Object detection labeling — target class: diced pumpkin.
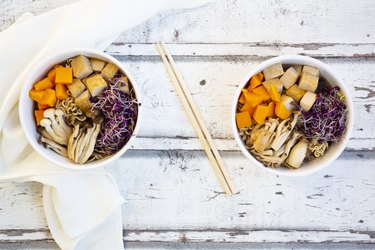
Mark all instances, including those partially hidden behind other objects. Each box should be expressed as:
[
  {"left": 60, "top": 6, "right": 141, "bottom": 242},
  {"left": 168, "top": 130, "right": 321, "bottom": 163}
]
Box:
[
  {"left": 236, "top": 111, "right": 252, "bottom": 129},
  {"left": 29, "top": 89, "right": 45, "bottom": 104},
  {"left": 242, "top": 89, "right": 263, "bottom": 107},
  {"left": 238, "top": 93, "right": 246, "bottom": 104},
  {"left": 55, "top": 83, "right": 69, "bottom": 101},
  {"left": 257, "top": 72, "right": 264, "bottom": 81},
  {"left": 252, "top": 85, "right": 270, "bottom": 101},
  {"left": 34, "top": 110, "right": 45, "bottom": 126},
  {"left": 47, "top": 65, "right": 63, "bottom": 83},
  {"left": 240, "top": 101, "right": 256, "bottom": 116},
  {"left": 266, "top": 101, "right": 275, "bottom": 117},
  {"left": 38, "top": 103, "right": 50, "bottom": 110},
  {"left": 247, "top": 75, "right": 262, "bottom": 91},
  {"left": 55, "top": 67, "right": 73, "bottom": 84},
  {"left": 275, "top": 102, "right": 292, "bottom": 120},
  {"left": 42, "top": 88, "right": 57, "bottom": 107},
  {"left": 34, "top": 78, "right": 53, "bottom": 91},
  {"left": 252, "top": 105, "right": 268, "bottom": 125},
  {"left": 269, "top": 84, "right": 280, "bottom": 102}
]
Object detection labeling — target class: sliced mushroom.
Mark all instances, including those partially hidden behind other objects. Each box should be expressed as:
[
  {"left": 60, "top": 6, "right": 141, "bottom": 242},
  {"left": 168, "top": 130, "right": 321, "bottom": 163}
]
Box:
[
  {"left": 40, "top": 119, "right": 67, "bottom": 145},
  {"left": 282, "top": 131, "right": 302, "bottom": 159},
  {"left": 78, "top": 124, "right": 101, "bottom": 164},
  {"left": 38, "top": 135, "right": 67, "bottom": 157},
  {"left": 271, "top": 112, "right": 299, "bottom": 151},
  {"left": 285, "top": 139, "right": 308, "bottom": 169}
]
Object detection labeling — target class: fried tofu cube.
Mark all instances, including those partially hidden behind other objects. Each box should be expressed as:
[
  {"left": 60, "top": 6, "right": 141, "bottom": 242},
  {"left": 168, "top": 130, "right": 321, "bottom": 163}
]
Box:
[
  {"left": 86, "top": 74, "right": 107, "bottom": 97},
  {"left": 55, "top": 67, "right": 73, "bottom": 84},
  {"left": 300, "top": 92, "right": 317, "bottom": 112},
  {"left": 286, "top": 84, "right": 306, "bottom": 103},
  {"left": 90, "top": 58, "right": 106, "bottom": 72},
  {"left": 67, "top": 78, "right": 86, "bottom": 98},
  {"left": 263, "top": 63, "right": 284, "bottom": 80},
  {"left": 302, "top": 65, "right": 319, "bottom": 77},
  {"left": 299, "top": 72, "right": 318, "bottom": 92},
  {"left": 74, "top": 90, "right": 92, "bottom": 113},
  {"left": 280, "top": 67, "right": 299, "bottom": 89},
  {"left": 101, "top": 63, "right": 118, "bottom": 80},
  {"left": 262, "top": 78, "right": 283, "bottom": 93},
  {"left": 293, "top": 65, "right": 303, "bottom": 75},
  {"left": 71, "top": 55, "right": 93, "bottom": 79}
]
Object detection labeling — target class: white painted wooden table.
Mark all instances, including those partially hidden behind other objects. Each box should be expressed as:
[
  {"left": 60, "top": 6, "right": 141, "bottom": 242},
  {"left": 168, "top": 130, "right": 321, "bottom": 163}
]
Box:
[{"left": 1, "top": 0, "right": 374, "bottom": 249}]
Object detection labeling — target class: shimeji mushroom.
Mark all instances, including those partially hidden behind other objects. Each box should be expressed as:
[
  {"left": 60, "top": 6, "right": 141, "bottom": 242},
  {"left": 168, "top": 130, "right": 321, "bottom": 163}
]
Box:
[
  {"left": 38, "top": 135, "right": 67, "bottom": 157},
  {"left": 40, "top": 119, "right": 68, "bottom": 145},
  {"left": 55, "top": 109, "right": 72, "bottom": 135},
  {"left": 43, "top": 108, "right": 67, "bottom": 139}
]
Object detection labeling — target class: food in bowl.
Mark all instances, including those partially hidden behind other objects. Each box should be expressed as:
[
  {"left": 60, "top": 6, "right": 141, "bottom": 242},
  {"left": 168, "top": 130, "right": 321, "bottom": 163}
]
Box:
[
  {"left": 235, "top": 63, "right": 347, "bottom": 169},
  {"left": 28, "top": 55, "right": 138, "bottom": 164}
]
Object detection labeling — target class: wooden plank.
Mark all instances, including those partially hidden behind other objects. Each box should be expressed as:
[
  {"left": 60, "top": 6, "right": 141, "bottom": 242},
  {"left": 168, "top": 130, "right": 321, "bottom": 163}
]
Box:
[
  {"left": 0, "top": 151, "right": 374, "bottom": 233},
  {"left": 107, "top": 43, "right": 375, "bottom": 58}
]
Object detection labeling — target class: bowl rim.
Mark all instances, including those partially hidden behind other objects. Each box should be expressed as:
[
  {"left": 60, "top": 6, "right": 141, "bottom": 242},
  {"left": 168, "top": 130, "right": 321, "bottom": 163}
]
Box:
[
  {"left": 231, "top": 55, "right": 354, "bottom": 177},
  {"left": 19, "top": 48, "right": 142, "bottom": 170}
]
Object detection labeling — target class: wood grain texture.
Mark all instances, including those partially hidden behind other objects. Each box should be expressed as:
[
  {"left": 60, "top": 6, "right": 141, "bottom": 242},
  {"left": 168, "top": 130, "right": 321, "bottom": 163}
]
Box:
[{"left": 0, "top": 0, "right": 374, "bottom": 248}]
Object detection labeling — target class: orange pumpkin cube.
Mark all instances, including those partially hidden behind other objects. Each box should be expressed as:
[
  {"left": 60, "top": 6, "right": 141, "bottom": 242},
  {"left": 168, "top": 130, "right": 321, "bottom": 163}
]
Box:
[
  {"left": 240, "top": 101, "right": 256, "bottom": 116},
  {"left": 29, "top": 89, "right": 45, "bottom": 104},
  {"left": 47, "top": 65, "right": 63, "bottom": 83},
  {"left": 55, "top": 83, "right": 69, "bottom": 101},
  {"left": 55, "top": 67, "right": 73, "bottom": 84},
  {"left": 34, "top": 78, "right": 53, "bottom": 91},
  {"left": 257, "top": 72, "right": 264, "bottom": 81},
  {"left": 238, "top": 93, "right": 246, "bottom": 104},
  {"left": 236, "top": 111, "right": 252, "bottom": 128},
  {"left": 253, "top": 85, "right": 271, "bottom": 101},
  {"left": 34, "top": 110, "right": 45, "bottom": 126},
  {"left": 269, "top": 83, "right": 281, "bottom": 102},
  {"left": 42, "top": 89, "right": 57, "bottom": 107},
  {"left": 247, "top": 75, "right": 262, "bottom": 91},
  {"left": 252, "top": 105, "right": 269, "bottom": 125},
  {"left": 275, "top": 102, "right": 292, "bottom": 119},
  {"left": 242, "top": 89, "right": 263, "bottom": 107},
  {"left": 266, "top": 101, "right": 275, "bottom": 117},
  {"left": 38, "top": 103, "right": 50, "bottom": 110}
]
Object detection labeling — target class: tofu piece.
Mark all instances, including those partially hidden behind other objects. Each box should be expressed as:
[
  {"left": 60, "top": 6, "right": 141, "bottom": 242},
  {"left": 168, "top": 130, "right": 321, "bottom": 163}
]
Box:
[
  {"left": 300, "top": 92, "right": 317, "bottom": 112},
  {"left": 263, "top": 63, "right": 284, "bottom": 80},
  {"left": 298, "top": 72, "right": 318, "bottom": 92},
  {"left": 101, "top": 63, "right": 119, "bottom": 80},
  {"left": 280, "top": 67, "right": 299, "bottom": 89},
  {"left": 86, "top": 74, "right": 108, "bottom": 97},
  {"left": 302, "top": 65, "right": 319, "bottom": 77},
  {"left": 262, "top": 79, "right": 283, "bottom": 93},
  {"left": 71, "top": 55, "right": 93, "bottom": 79},
  {"left": 280, "top": 95, "right": 295, "bottom": 112},
  {"left": 286, "top": 84, "right": 306, "bottom": 103},
  {"left": 293, "top": 65, "right": 303, "bottom": 75},
  {"left": 90, "top": 58, "right": 106, "bottom": 72},
  {"left": 67, "top": 78, "right": 86, "bottom": 98},
  {"left": 74, "top": 90, "right": 92, "bottom": 113}
]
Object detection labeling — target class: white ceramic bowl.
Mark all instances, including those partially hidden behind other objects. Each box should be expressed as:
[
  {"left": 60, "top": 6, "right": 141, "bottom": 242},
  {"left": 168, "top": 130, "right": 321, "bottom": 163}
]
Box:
[
  {"left": 19, "top": 49, "right": 142, "bottom": 170},
  {"left": 231, "top": 55, "right": 354, "bottom": 176}
]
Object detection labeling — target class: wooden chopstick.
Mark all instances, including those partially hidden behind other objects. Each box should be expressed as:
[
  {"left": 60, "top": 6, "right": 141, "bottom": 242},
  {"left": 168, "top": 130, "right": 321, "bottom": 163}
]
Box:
[{"left": 156, "top": 43, "right": 234, "bottom": 195}]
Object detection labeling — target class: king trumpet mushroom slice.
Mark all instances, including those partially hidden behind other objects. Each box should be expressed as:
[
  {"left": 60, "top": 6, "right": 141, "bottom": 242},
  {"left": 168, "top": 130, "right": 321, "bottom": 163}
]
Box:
[
  {"left": 280, "top": 67, "right": 299, "bottom": 89},
  {"left": 263, "top": 63, "right": 284, "bottom": 80},
  {"left": 300, "top": 91, "right": 317, "bottom": 111},
  {"left": 286, "top": 139, "right": 308, "bottom": 168},
  {"left": 298, "top": 72, "right": 318, "bottom": 92}
]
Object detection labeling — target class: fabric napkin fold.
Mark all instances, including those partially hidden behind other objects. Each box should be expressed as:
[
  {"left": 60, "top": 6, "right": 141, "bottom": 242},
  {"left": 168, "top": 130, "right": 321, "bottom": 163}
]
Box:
[{"left": 0, "top": 0, "right": 213, "bottom": 249}]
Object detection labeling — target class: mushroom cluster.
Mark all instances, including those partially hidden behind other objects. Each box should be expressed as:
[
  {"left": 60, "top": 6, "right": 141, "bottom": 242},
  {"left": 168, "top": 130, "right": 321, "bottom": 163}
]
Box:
[
  {"left": 38, "top": 108, "right": 101, "bottom": 164},
  {"left": 240, "top": 112, "right": 309, "bottom": 168}
]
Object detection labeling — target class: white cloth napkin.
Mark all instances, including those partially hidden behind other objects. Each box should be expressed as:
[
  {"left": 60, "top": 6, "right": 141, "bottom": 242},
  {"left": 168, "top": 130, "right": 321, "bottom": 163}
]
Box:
[{"left": 0, "top": 0, "right": 213, "bottom": 249}]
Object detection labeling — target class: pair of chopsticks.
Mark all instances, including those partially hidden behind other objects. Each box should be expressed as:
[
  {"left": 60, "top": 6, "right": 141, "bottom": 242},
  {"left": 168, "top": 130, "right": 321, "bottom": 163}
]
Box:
[{"left": 156, "top": 43, "right": 234, "bottom": 195}]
